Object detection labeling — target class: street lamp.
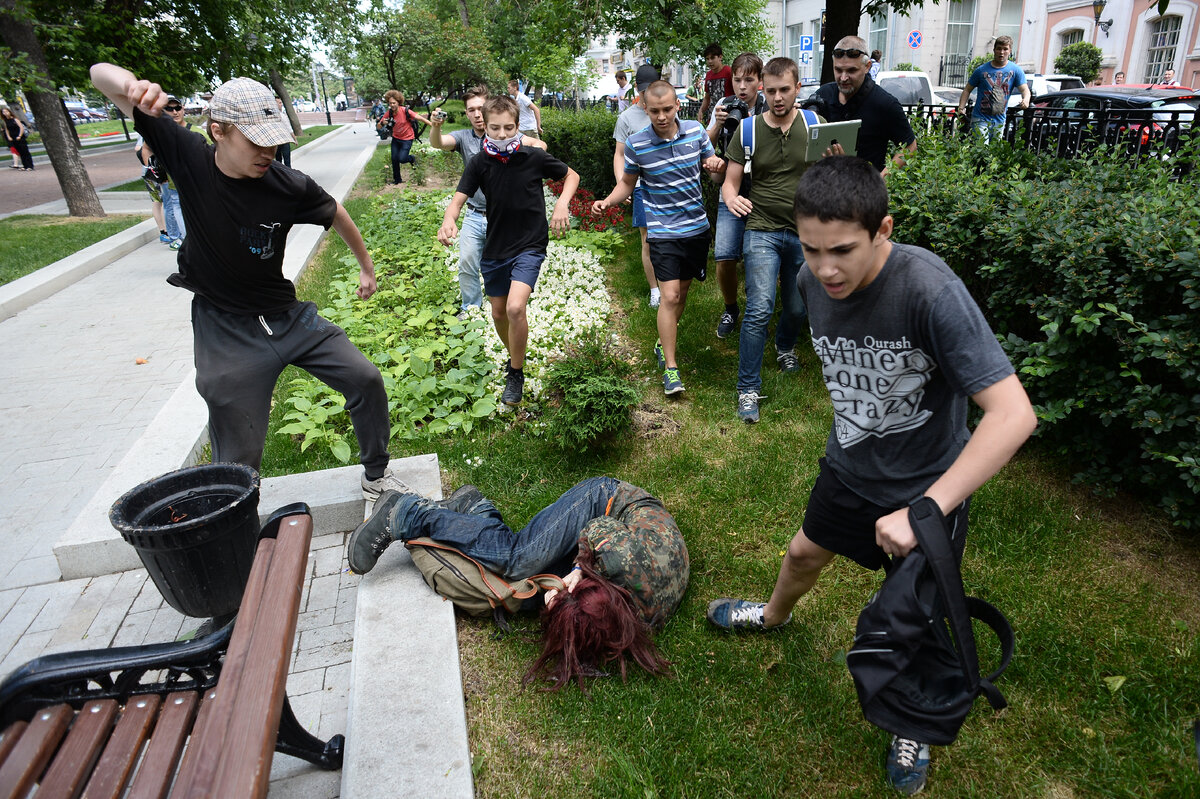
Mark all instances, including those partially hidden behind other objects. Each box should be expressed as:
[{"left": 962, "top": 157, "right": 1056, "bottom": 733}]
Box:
[
  {"left": 317, "top": 69, "right": 332, "bottom": 125},
  {"left": 1092, "top": 0, "right": 1114, "bottom": 37}
]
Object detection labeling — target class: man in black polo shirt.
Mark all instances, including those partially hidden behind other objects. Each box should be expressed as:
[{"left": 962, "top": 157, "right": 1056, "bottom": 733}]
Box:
[{"left": 812, "top": 36, "right": 917, "bottom": 173}]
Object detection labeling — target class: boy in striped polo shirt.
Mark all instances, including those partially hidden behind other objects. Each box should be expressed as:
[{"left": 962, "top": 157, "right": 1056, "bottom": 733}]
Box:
[{"left": 594, "top": 80, "right": 723, "bottom": 395}]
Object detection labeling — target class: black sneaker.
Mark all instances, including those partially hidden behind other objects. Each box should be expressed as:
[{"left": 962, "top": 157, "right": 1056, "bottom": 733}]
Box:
[
  {"left": 438, "top": 485, "right": 485, "bottom": 514},
  {"left": 777, "top": 348, "right": 800, "bottom": 373},
  {"left": 716, "top": 308, "right": 739, "bottom": 339},
  {"left": 502, "top": 365, "right": 524, "bottom": 407},
  {"left": 348, "top": 490, "right": 405, "bottom": 574}
]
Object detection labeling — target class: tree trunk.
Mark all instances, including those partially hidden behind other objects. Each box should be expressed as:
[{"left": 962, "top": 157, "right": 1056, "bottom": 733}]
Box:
[
  {"left": 0, "top": 0, "right": 106, "bottom": 216},
  {"left": 456, "top": 0, "right": 469, "bottom": 28},
  {"left": 270, "top": 68, "right": 302, "bottom": 136},
  {"left": 821, "top": 3, "right": 864, "bottom": 84}
]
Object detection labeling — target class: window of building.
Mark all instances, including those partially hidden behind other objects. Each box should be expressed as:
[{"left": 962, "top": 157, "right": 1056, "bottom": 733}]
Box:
[
  {"left": 1145, "top": 15, "right": 1182, "bottom": 82},
  {"left": 869, "top": 11, "right": 888, "bottom": 63},
  {"left": 1060, "top": 29, "right": 1084, "bottom": 48},
  {"left": 788, "top": 23, "right": 804, "bottom": 65},
  {"left": 998, "top": 0, "right": 1023, "bottom": 55},
  {"left": 945, "top": 0, "right": 976, "bottom": 58}
]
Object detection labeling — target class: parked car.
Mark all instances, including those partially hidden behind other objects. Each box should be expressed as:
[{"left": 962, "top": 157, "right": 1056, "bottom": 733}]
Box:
[
  {"left": 1016, "top": 73, "right": 1086, "bottom": 106},
  {"left": 1028, "top": 87, "right": 1199, "bottom": 156},
  {"left": 875, "top": 70, "right": 933, "bottom": 105}
]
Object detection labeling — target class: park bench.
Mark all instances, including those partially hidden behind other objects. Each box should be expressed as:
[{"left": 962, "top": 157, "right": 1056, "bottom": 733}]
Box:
[{"left": 0, "top": 503, "right": 343, "bottom": 798}]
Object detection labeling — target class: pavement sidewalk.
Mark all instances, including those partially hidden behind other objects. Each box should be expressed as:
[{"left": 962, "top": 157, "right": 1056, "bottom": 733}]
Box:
[{"left": 0, "top": 124, "right": 387, "bottom": 797}]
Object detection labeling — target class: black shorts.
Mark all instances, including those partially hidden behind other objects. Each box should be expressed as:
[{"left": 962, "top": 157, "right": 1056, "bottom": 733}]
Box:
[
  {"left": 648, "top": 232, "right": 709, "bottom": 283},
  {"left": 802, "top": 458, "right": 970, "bottom": 571}
]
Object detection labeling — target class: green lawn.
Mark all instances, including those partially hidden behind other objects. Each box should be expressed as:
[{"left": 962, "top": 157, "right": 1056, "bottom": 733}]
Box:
[
  {"left": 0, "top": 214, "right": 143, "bottom": 285},
  {"left": 261, "top": 153, "right": 1200, "bottom": 797}
]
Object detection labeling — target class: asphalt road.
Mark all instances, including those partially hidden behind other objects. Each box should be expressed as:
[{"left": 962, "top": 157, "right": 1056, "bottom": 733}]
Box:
[{"left": 0, "top": 111, "right": 370, "bottom": 217}]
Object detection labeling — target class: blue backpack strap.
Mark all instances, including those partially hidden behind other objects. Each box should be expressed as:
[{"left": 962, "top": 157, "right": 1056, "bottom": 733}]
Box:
[
  {"left": 800, "top": 108, "right": 819, "bottom": 127},
  {"left": 740, "top": 116, "right": 755, "bottom": 166}
]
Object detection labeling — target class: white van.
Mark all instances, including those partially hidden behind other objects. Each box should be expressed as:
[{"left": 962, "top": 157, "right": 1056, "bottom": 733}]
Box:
[{"left": 875, "top": 71, "right": 934, "bottom": 105}]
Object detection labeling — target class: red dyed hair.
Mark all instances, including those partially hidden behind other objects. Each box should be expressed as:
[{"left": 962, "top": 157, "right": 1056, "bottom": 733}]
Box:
[{"left": 522, "top": 544, "right": 671, "bottom": 693}]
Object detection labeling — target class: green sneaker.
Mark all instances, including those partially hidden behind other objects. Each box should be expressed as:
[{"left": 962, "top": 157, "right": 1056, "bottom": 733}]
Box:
[
  {"left": 653, "top": 339, "right": 665, "bottom": 371},
  {"left": 663, "top": 367, "right": 685, "bottom": 396}
]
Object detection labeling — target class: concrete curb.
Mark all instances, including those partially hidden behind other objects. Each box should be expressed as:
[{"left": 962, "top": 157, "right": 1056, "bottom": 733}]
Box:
[{"left": 0, "top": 219, "right": 158, "bottom": 322}]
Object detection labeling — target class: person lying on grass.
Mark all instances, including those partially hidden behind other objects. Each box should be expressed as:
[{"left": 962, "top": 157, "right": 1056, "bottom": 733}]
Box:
[{"left": 347, "top": 477, "right": 689, "bottom": 692}]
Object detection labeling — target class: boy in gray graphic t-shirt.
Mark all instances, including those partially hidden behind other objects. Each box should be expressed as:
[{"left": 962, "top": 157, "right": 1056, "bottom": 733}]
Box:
[{"left": 706, "top": 156, "right": 1038, "bottom": 795}]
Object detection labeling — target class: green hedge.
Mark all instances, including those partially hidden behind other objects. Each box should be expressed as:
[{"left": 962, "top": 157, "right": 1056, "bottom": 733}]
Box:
[
  {"left": 541, "top": 107, "right": 619, "bottom": 197},
  {"left": 888, "top": 135, "right": 1200, "bottom": 528}
]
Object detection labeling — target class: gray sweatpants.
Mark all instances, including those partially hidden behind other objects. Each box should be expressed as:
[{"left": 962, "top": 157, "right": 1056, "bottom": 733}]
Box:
[{"left": 191, "top": 296, "right": 391, "bottom": 475}]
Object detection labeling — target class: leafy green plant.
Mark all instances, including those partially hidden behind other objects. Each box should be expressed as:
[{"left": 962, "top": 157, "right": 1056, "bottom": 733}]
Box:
[
  {"left": 541, "top": 329, "right": 640, "bottom": 448},
  {"left": 540, "top": 107, "right": 620, "bottom": 196},
  {"left": 1055, "top": 42, "right": 1103, "bottom": 83},
  {"left": 893, "top": 61, "right": 918, "bottom": 72},
  {"left": 888, "top": 133, "right": 1200, "bottom": 526}
]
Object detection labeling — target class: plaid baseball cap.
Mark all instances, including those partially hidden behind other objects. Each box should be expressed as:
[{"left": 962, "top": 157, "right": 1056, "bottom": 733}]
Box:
[{"left": 208, "top": 77, "right": 295, "bottom": 146}]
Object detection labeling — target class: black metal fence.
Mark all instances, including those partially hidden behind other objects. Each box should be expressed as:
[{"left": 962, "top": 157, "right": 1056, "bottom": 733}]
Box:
[
  {"left": 902, "top": 103, "right": 1198, "bottom": 162},
  {"left": 938, "top": 55, "right": 972, "bottom": 88}
]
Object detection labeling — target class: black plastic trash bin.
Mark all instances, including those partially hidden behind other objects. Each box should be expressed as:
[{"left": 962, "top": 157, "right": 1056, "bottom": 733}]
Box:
[{"left": 109, "top": 463, "right": 261, "bottom": 618}]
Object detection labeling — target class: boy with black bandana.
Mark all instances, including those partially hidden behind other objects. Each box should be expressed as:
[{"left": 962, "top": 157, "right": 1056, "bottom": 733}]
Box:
[
  {"left": 90, "top": 63, "right": 412, "bottom": 501},
  {"left": 438, "top": 95, "right": 580, "bottom": 408}
]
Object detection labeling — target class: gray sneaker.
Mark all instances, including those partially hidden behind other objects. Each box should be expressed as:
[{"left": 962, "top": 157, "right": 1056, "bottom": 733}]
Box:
[
  {"left": 706, "top": 598, "right": 791, "bottom": 631},
  {"left": 716, "top": 309, "right": 739, "bottom": 339},
  {"left": 502, "top": 365, "right": 524, "bottom": 407},
  {"left": 737, "top": 391, "right": 763, "bottom": 423},
  {"left": 361, "top": 468, "right": 413, "bottom": 501},
  {"left": 653, "top": 340, "right": 666, "bottom": 371},
  {"left": 347, "top": 490, "right": 405, "bottom": 574},
  {"left": 777, "top": 348, "right": 800, "bottom": 373},
  {"left": 663, "top": 367, "right": 685, "bottom": 396},
  {"left": 438, "top": 484, "right": 485, "bottom": 514}
]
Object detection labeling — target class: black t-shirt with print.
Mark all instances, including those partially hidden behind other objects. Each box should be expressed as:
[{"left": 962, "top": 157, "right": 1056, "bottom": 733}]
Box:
[
  {"left": 134, "top": 109, "right": 337, "bottom": 315},
  {"left": 456, "top": 146, "right": 568, "bottom": 261}
]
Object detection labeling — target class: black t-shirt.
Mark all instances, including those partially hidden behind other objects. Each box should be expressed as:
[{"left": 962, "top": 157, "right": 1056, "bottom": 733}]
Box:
[
  {"left": 456, "top": 147, "right": 569, "bottom": 261},
  {"left": 814, "top": 77, "right": 916, "bottom": 171},
  {"left": 134, "top": 109, "right": 337, "bottom": 315}
]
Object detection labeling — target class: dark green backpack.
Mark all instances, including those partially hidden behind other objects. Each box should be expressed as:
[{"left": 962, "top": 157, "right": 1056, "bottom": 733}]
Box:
[{"left": 404, "top": 538, "right": 565, "bottom": 628}]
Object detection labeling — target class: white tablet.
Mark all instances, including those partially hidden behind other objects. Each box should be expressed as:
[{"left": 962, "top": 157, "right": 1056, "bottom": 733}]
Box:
[{"left": 805, "top": 120, "right": 862, "bottom": 161}]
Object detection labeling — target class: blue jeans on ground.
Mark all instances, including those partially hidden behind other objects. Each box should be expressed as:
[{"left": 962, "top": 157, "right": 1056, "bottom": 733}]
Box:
[
  {"left": 458, "top": 209, "right": 487, "bottom": 309},
  {"left": 389, "top": 476, "right": 619, "bottom": 579},
  {"left": 162, "top": 185, "right": 185, "bottom": 241},
  {"left": 390, "top": 137, "right": 414, "bottom": 182},
  {"left": 737, "top": 229, "right": 807, "bottom": 393}
]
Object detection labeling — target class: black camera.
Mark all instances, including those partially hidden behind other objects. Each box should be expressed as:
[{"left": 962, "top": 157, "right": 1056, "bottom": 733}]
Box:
[{"left": 717, "top": 96, "right": 750, "bottom": 156}]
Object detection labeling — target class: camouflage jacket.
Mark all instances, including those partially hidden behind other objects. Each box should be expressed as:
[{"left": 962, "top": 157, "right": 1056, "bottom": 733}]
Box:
[{"left": 578, "top": 481, "right": 690, "bottom": 630}]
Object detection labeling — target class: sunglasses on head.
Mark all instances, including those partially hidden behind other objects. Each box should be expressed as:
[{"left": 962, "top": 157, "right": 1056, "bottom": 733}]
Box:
[
  {"left": 165, "top": 105, "right": 183, "bottom": 111},
  {"left": 832, "top": 48, "right": 867, "bottom": 59}
]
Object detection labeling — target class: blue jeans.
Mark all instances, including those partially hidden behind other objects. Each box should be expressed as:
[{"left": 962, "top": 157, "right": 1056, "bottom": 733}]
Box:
[
  {"left": 737, "top": 229, "right": 807, "bottom": 393},
  {"left": 458, "top": 209, "right": 487, "bottom": 309},
  {"left": 162, "top": 185, "right": 185, "bottom": 241},
  {"left": 389, "top": 476, "right": 620, "bottom": 579},
  {"left": 972, "top": 118, "right": 1004, "bottom": 143},
  {"left": 713, "top": 197, "right": 747, "bottom": 261},
  {"left": 390, "top": 137, "right": 414, "bottom": 182}
]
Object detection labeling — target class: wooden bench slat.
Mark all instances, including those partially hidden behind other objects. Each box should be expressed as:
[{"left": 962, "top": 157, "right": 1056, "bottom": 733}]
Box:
[
  {"left": 0, "top": 723, "right": 28, "bottom": 772},
  {"left": 164, "top": 688, "right": 217, "bottom": 799},
  {"left": 81, "top": 694, "right": 162, "bottom": 799},
  {"left": 38, "top": 699, "right": 119, "bottom": 798},
  {"left": 0, "top": 703, "right": 73, "bottom": 799},
  {"left": 169, "top": 534, "right": 278, "bottom": 799},
  {"left": 122, "top": 691, "right": 197, "bottom": 799},
  {"left": 211, "top": 518, "right": 311, "bottom": 797}
]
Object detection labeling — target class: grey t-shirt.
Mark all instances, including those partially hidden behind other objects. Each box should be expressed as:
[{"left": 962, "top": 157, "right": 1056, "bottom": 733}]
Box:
[
  {"left": 614, "top": 104, "right": 649, "bottom": 187},
  {"left": 449, "top": 128, "right": 487, "bottom": 212},
  {"left": 797, "top": 243, "right": 1015, "bottom": 508}
]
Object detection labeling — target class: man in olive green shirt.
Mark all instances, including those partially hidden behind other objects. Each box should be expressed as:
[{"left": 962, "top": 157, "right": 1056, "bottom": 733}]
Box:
[{"left": 721, "top": 56, "right": 817, "bottom": 423}]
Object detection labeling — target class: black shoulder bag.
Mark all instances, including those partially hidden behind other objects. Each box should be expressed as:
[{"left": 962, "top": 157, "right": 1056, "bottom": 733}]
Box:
[{"left": 846, "top": 497, "right": 1015, "bottom": 746}]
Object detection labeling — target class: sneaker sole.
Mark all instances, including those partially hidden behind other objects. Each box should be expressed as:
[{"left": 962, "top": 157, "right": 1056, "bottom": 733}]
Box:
[{"left": 664, "top": 385, "right": 685, "bottom": 396}]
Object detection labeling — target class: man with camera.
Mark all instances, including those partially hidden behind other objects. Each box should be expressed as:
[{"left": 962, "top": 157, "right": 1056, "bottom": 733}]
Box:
[
  {"left": 811, "top": 36, "right": 916, "bottom": 174},
  {"left": 706, "top": 52, "right": 766, "bottom": 340}
]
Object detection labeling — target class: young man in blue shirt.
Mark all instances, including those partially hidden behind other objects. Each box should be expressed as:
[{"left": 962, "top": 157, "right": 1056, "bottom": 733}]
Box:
[
  {"left": 594, "top": 81, "right": 722, "bottom": 395},
  {"left": 958, "top": 36, "right": 1030, "bottom": 142}
]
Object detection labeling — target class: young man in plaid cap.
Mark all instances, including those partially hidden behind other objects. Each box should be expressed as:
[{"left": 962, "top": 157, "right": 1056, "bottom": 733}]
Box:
[{"left": 90, "top": 63, "right": 410, "bottom": 500}]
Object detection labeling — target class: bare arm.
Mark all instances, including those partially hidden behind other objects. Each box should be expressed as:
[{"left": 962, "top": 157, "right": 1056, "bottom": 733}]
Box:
[
  {"left": 721, "top": 159, "right": 752, "bottom": 217},
  {"left": 957, "top": 85, "right": 972, "bottom": 113},
  {"left": 593, "top": 172, "right": 638, "bottom": 213},
  {"left": 612, "top": 140, "right": 626, "bottom": 184},
  {"left": 550, "top": 167, "right": 580, "bottom": 233},
  {"left": 331, "top": 203, "right": 378, "bottom": 300},
  {"left": 90, "top": 62, "right": 168, "bottom": 119},
  {"left": 429, "top": 121, "right": 457, "bottom": 152},
  {"left": 530, "top": 100, "right": 542, "bottom": 133},
  {"left": 1017, "top": 83, "right": 1031, "bottom": 109},
  {"left": 437, "top": 192, "right": 470, "bottom": 245},
  {"left": 874, "top": 374, "right": 1037, "bottom": 556},
  {"left": 520, "top": 134, "right": 547, "bottom": 151}
]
